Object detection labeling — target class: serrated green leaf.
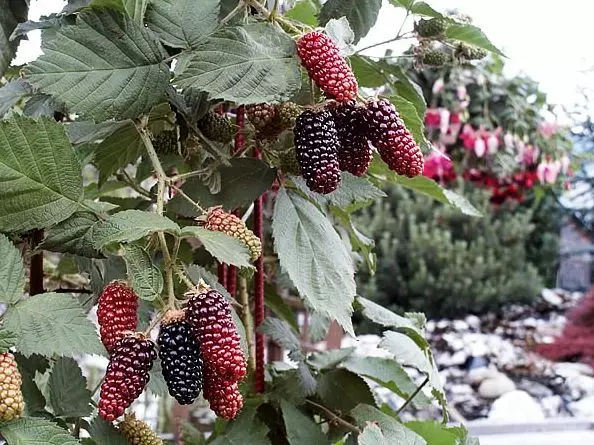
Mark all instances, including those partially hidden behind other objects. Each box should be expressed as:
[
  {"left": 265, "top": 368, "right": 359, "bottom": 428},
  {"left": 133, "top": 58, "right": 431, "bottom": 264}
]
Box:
[
  {"left": 180, "top": 226, "right": 252, "bottom": 268},
  {"left": 319, "top": 0, "right": 381, "bottom": 44},
  {"left": 147, "top": 0, "right": 219, "bottom": 49},
  {"left": 0, "top": 116, "right": 83, "bottom": 232},
  {"left": 0, "top": 0, "right": 28, "bottom": 77},
  {"left": 93, "top": 210, "right": 180, "bottom": 249},
  {"left": 386, "top": 66, "right": 426, "bottom": 117},
  {"left": 357, "top": 296, "right": 417, "bottom": 329},
  {"left": 351, "top": 404, "right": 426, "bottom": 445},
  {"left": 405, "top": 421, "right": 460, "bottom": 445},
  {"left": 259, "top": 318, "right": 302, "bottom": 361},
  {"left": 445, "top": 24, "right": 505, "bottom": 57},
  {"left": 343, "top": 356, "right": 432, "bottom": 408},
  {"left": 358, "top": 423, "right": 390, "bottom": 445},
  {"left": 410, "top": 2, "right": 443, "bottom": 18},
  {"left": 0, "top": 329, "right": 17, "bottom": 352},
  {"left": 0, "top": 234, "right": 24, "bottom": 304},
  {"left": 147, "top": 359, "right": 168, "bottom": 397},
  {"left": 175, "top": 23, "right": 301, "bottom": 104},
  {"left": 15, "top": 355, "right": 48, "bottom": 416},
  {"left": 66, "top": 121, "right": 129, "bottom": 145},
  {"left": 22, "top": 94, "right": 65, "bottom": 118},
  {"left": 350, "top": 56, "right": 387, "bottom": 88},
  {"left": 93, "top": 122, "right": 143, "bottom": 186},
  {"left": 86, "top": 417, "right": 128, "bottom": 445},
  {"left": 308, "top": 347, "right": 354, "bottom": 370},
  {"left": 317, "top": 369, "right": 375, "bottom": 413},
  {"left": 185, "top": 264, "right": 232, "bottom": 301},
  {"left": 0, "top": 417, "right": 80, "bottom": 444},
  {"left": 209, "top": 400, "right": 271, "bottom": 445},
  {"left": 280, "top": 399, "right": 329, "bottom": 445},
  {"left": 390, "top": 95, "right": 427, "bottom": 148},
  {"left": 272, "top": 188, "right": 355, "bottom": 335},
  {"left": 40, "top": 212, "right": 103, "bottom": 258},
  {"left": 122, "top": 244, "right": 163, "bottom": 301},
  {"left": 48, "top": 357, "right": 92, "bottom": 418},
  {"left": 0, "top": 78, "right": 32, "bottom": 117},
  {"left": 4, "top": 293, "right": 105, "bottom": 357},
  {"left": 169, "top": 159, "right": 276, "bottom": 215},
  {"left": 26, "top": 9, "right": 169, "bottom": 122},
  {"left": 286, "top": 0, "right": 319, "bottom": 26}
]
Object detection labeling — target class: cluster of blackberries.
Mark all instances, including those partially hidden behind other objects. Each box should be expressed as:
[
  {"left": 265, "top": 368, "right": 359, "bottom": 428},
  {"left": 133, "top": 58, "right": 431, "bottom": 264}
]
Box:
[
  {"left": 97, "top": 281, "right": 246, "bottom": 423},
  {"left": 293, "top": 99, "right": 424, "bottom": 194}
]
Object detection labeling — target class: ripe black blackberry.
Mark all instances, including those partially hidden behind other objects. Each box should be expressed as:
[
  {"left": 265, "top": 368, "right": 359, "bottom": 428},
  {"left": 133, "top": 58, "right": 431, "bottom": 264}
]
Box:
[
  {"left": 294, "top": 109, "right": 341, "bottom": 194},
  {"left": 158, "top": 310, "right": 203, "bottom": 405},
  {"left": 152, "top": 130, "right": 178, "bottom": 154},
  {"left": 330, "top": 101, "right": 373, "bottom": 176},
  {"left": 98, "top": 334, "right": 157, "bottom": 421}
]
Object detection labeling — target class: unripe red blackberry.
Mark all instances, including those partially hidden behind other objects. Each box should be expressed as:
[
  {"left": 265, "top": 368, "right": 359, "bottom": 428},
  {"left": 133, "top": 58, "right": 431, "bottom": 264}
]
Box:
[
  {"left": 294, "top": 109, "right": 341, "bottom": 194},
  {"left": 296, "top": 32, "right": 358, "bottom": 102},
  {"left": 119, "top": 413, "right": 163, "bottom": 445},
  {"left": 0, "top": 352, "right": 24, "bottom": 421},
  {"left": 152, "top": 130, "right": 178, "bottom": 154},
  {"left": 203, "top": 362, "right": 243, "bottom": 420},
  {"left": 202, "top": 207, "right": 261, "bottom": 261},
  {"left": 97, "top": 281, "right": 139, "bottom": 353},
  {"left": 98, "top": 334, "right": 157, "bottom": 421},
  {"left": 157, "top": 310, "right": 203, "bottom": 405},
  {"left": 246, "top": 103, "right": 277, "bottom": 130},
  {"left": 198, "top": 111, "right": 234, "bottom": 143},
  {"left": 185, "top": 285, "right": 246, "bottom": 384},
  {"left": 366, "top": 99, "right": 424, "bottom": 177},
  {"left": 330, "top": 101, "right": 373, "bottom": 176}
]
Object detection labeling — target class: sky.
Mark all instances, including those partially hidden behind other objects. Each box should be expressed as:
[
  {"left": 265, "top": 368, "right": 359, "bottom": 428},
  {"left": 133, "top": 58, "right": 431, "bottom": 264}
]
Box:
[{"left": 13, "top": 0, "right": 594, "bottom": 113}]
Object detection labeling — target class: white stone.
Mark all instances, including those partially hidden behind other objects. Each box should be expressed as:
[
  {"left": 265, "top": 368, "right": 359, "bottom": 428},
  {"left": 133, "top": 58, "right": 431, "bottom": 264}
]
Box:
[
  {"left": 488, "top": 390, "right": 545, "bottom": 422},
  {"left": 566, "top": 374, "right": 594, "bottom": 396},
  {"left": 541, "top": 288, "right": 563, "bottom": 306},
  {"left": 450, "top": 350, "right": 468, "bottom": 367},
  {"left": 569, "top": 395, "right": 594, "bottom": 418},
  {"left": 540, "top": 395, "right": 563, "bottom": 417},
  {"left": 465, "top": 315, "right": 481, "bottom": 330},
  {"left": 450, "top": 384, "right": 474, "bottom": 397},
  {"left": 554, "top": 362, "right": 594, "bottom": 378},
  {"left": 453, "top": 320, "right": 469, "bottom": 331},
  {"left": 478, "top": 373, "right": 516, "bottom": 399},
  {"left": 467, "top": 366, "right": 499, "bottom": 385},
  {"left": 436, "top": 320, "right": 449, "bottom": 330}
]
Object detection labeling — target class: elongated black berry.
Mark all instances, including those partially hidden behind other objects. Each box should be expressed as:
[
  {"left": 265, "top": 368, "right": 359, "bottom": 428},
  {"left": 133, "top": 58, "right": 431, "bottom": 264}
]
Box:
[
  {"left": 158, "top": 311, "right": 204, "bottom": 405},
  {"left": 330, "top": 101, "right": 373, "bottom": 176},
  {"left": 294, "top": 109, "right": 341, "bottom": 194}
]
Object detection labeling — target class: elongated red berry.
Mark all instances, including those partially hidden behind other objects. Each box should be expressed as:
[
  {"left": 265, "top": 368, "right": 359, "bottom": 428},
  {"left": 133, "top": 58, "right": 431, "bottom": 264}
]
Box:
[
  {"left": 203, "top": 362, "right": 243, "bottom": 419},
  {"left": 297, "top": 32, "right": 358, "bottom": 102},
  {"left": 158, "top": 310, "right": 204, "bottom": 405},
  {"left": 203, "top": 207, "right": 262, "bottom": 261},
  {"left": 97, "top": 281, "right": 139, "bottom": 353},
  {"left": 98, "top": 334, "right": 157, "bottom": 421},
  {"left": 366, "top": 98, "right": 424, "bottom": 177},
  {"left": 330, "top": 101, "right": 373, "bottom": 176},
  {"left": 294, "top": 109, "right": 341, "bottom": 194},
  {"left": 185, "top": 286, "right": 246, "bottom": 384}
]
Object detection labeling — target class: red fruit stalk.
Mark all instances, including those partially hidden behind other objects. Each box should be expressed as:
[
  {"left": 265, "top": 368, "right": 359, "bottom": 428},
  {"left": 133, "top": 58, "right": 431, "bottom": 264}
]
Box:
[
  {"left": 366, "top": 98, "right": 424, "bottom": 177},
  {"left": 98, "top": 334, "right": 157, "bottom": 421},
  {"left": 185, "top": 287, "right": 247, "bottom": 384},
  {"left": 297, "top": 32, "right": 358, "bottom": 102},
  {"left": 97, "top": 281, "right": 139, "bottom": 353}
]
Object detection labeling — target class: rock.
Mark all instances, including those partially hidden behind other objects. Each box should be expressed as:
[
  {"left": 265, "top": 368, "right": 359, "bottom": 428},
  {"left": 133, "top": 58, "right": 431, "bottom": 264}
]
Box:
[
  {"left": 453, "top": 320, "right": 469, "bottom": 331},
  {"left": 554, "top": 362, "right": 594, "bottom": 378},
  {"left": 566, "top": 374, "right": 594, "bottom": 397},
  {"left": 516, "top": 378, "right": 554, "bottom": 399},
  {"left": 489, "top": 390, "right": 545, "bottom": 422},
  {"left": 449, "top": 383, "right": 474, "bottom": 397},
  {"left": 540, "top": 395, "right": 563, "bottom": 417},
  {"left": 542, "top": 288, "right": 563, "bottom": 307},
  {"left": 466, "top": 356, "right": 489, "bottom": 372},
  {"left": 449, "top": 350, "right": 468, "bottom": 367},
  {"left": 467, "top": 366, "right": 498, "bottom": 385},
  {"left": 478, "top": 373, "right": 516, "bottom": 399},
  {"left": 465, "top": 315, "right": 481, "bottom": 331}
]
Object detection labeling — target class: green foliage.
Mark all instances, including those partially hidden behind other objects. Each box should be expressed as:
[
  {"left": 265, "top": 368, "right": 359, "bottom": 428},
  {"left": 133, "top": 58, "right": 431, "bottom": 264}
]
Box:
[{"left": 356, "top": 184, "right": 547, "bottom": 318}]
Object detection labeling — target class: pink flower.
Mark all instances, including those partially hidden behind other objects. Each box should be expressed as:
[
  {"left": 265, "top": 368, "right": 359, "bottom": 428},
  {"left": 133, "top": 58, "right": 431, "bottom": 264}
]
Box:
[
  {"left": 537, "top": 160, "right": 561, "bottom": 184},
  {"left": 474, "top": 138, "right": 486, "bottom": 157},
  {"left": 539, "top": 121, "right": 558, "bottom": 139},
  {"left": 432, "top": 78, "right": 445, "bottom": 94},
  {"left": 424, "top": 108, "right": 440, "bottom": 127},
  {"left": 423, "top": 150, "right": 455, "bottom": 181},
  {"left": 487, "top": 134, "right": 499, "bottom": 154},
  {"left": 439, "top": 108, "right": 450, "bottom": 134},
  {"left": 560, "top": 155, "right": 570, "bottom": 173},
  {"left": 456, "top": 85, "right": 467, "bottom": 100},
  {"left": 504, "top": 132, "right": 514, "bottom": 149}
]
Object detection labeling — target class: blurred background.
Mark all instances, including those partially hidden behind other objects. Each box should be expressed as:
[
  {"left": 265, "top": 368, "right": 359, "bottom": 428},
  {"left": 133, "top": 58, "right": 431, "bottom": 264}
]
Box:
[{"left": 12, "top": 0, "right": 594, "bottom": 443}]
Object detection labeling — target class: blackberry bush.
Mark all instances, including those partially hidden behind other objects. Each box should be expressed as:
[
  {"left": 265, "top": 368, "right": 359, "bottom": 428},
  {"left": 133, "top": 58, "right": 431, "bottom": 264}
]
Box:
[
  {"left": 157, "top": 310, "right": 204, "bottom": 405},
  {"left": 294, "top": 109, "right": 341, "bottom": 194}
]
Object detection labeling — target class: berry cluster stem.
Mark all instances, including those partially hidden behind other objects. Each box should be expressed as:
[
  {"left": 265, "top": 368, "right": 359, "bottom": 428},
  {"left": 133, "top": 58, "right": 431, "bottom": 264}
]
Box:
[{"left": 238, "top": 276, "right": 256, "bottom": 374}]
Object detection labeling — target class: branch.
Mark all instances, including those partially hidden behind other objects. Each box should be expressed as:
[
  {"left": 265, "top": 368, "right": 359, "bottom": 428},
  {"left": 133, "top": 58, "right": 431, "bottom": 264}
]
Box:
[
  {"left": 396, "top": 376, "right": 429, "bottom": 415},
  {"left": 238, "top": 276, "right": 256, "bottom": 374},
  {"left": 305, "top": 400, "right": 361, "bottom": 433}
]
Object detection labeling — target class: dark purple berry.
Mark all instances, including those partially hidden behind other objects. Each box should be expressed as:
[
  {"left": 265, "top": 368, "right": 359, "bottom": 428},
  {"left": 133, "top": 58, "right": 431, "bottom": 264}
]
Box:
[{"left": 330, "top": 101, "right": 373, "bottom": 176}]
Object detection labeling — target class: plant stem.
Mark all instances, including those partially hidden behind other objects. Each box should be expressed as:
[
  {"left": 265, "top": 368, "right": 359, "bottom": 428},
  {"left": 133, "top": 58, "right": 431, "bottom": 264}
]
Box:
[
  {"left": 174, "top": 265, "right": 195, "bottom": 290},
  {"left": 305, "top": 400, "right": 361, "bottom": 433},
  {"left": 247, "top": 0, "right": 302, "bottom": 34},
  {"left": 396, "top": 376, "right": 429, "bottom": 415},
  {"left": 355, "top": 8, "right": 412, "bottom": 54},
  {"left": 168, "top": 170, "right": 204, "bottom": 183},
  {"left": 268, "top": 0, "right": 279, "bottom": 20},
  {"left": 168, "top": 182, "right": 207, "bottom": 215},
  {"left": 117, "top": 170, "right": 153, "bottom": 199},
  {"left": 238, "top": 276, "right": 256, "bottom": 375},
  {"left": 219, "top": 0, "right": 246, "bottom": 27},
  {"left": 135, "top": 119, "right": 176, "bottom": 308},
  {"left": 143, "top": 310, "right": 167, "bottom": 337}
]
